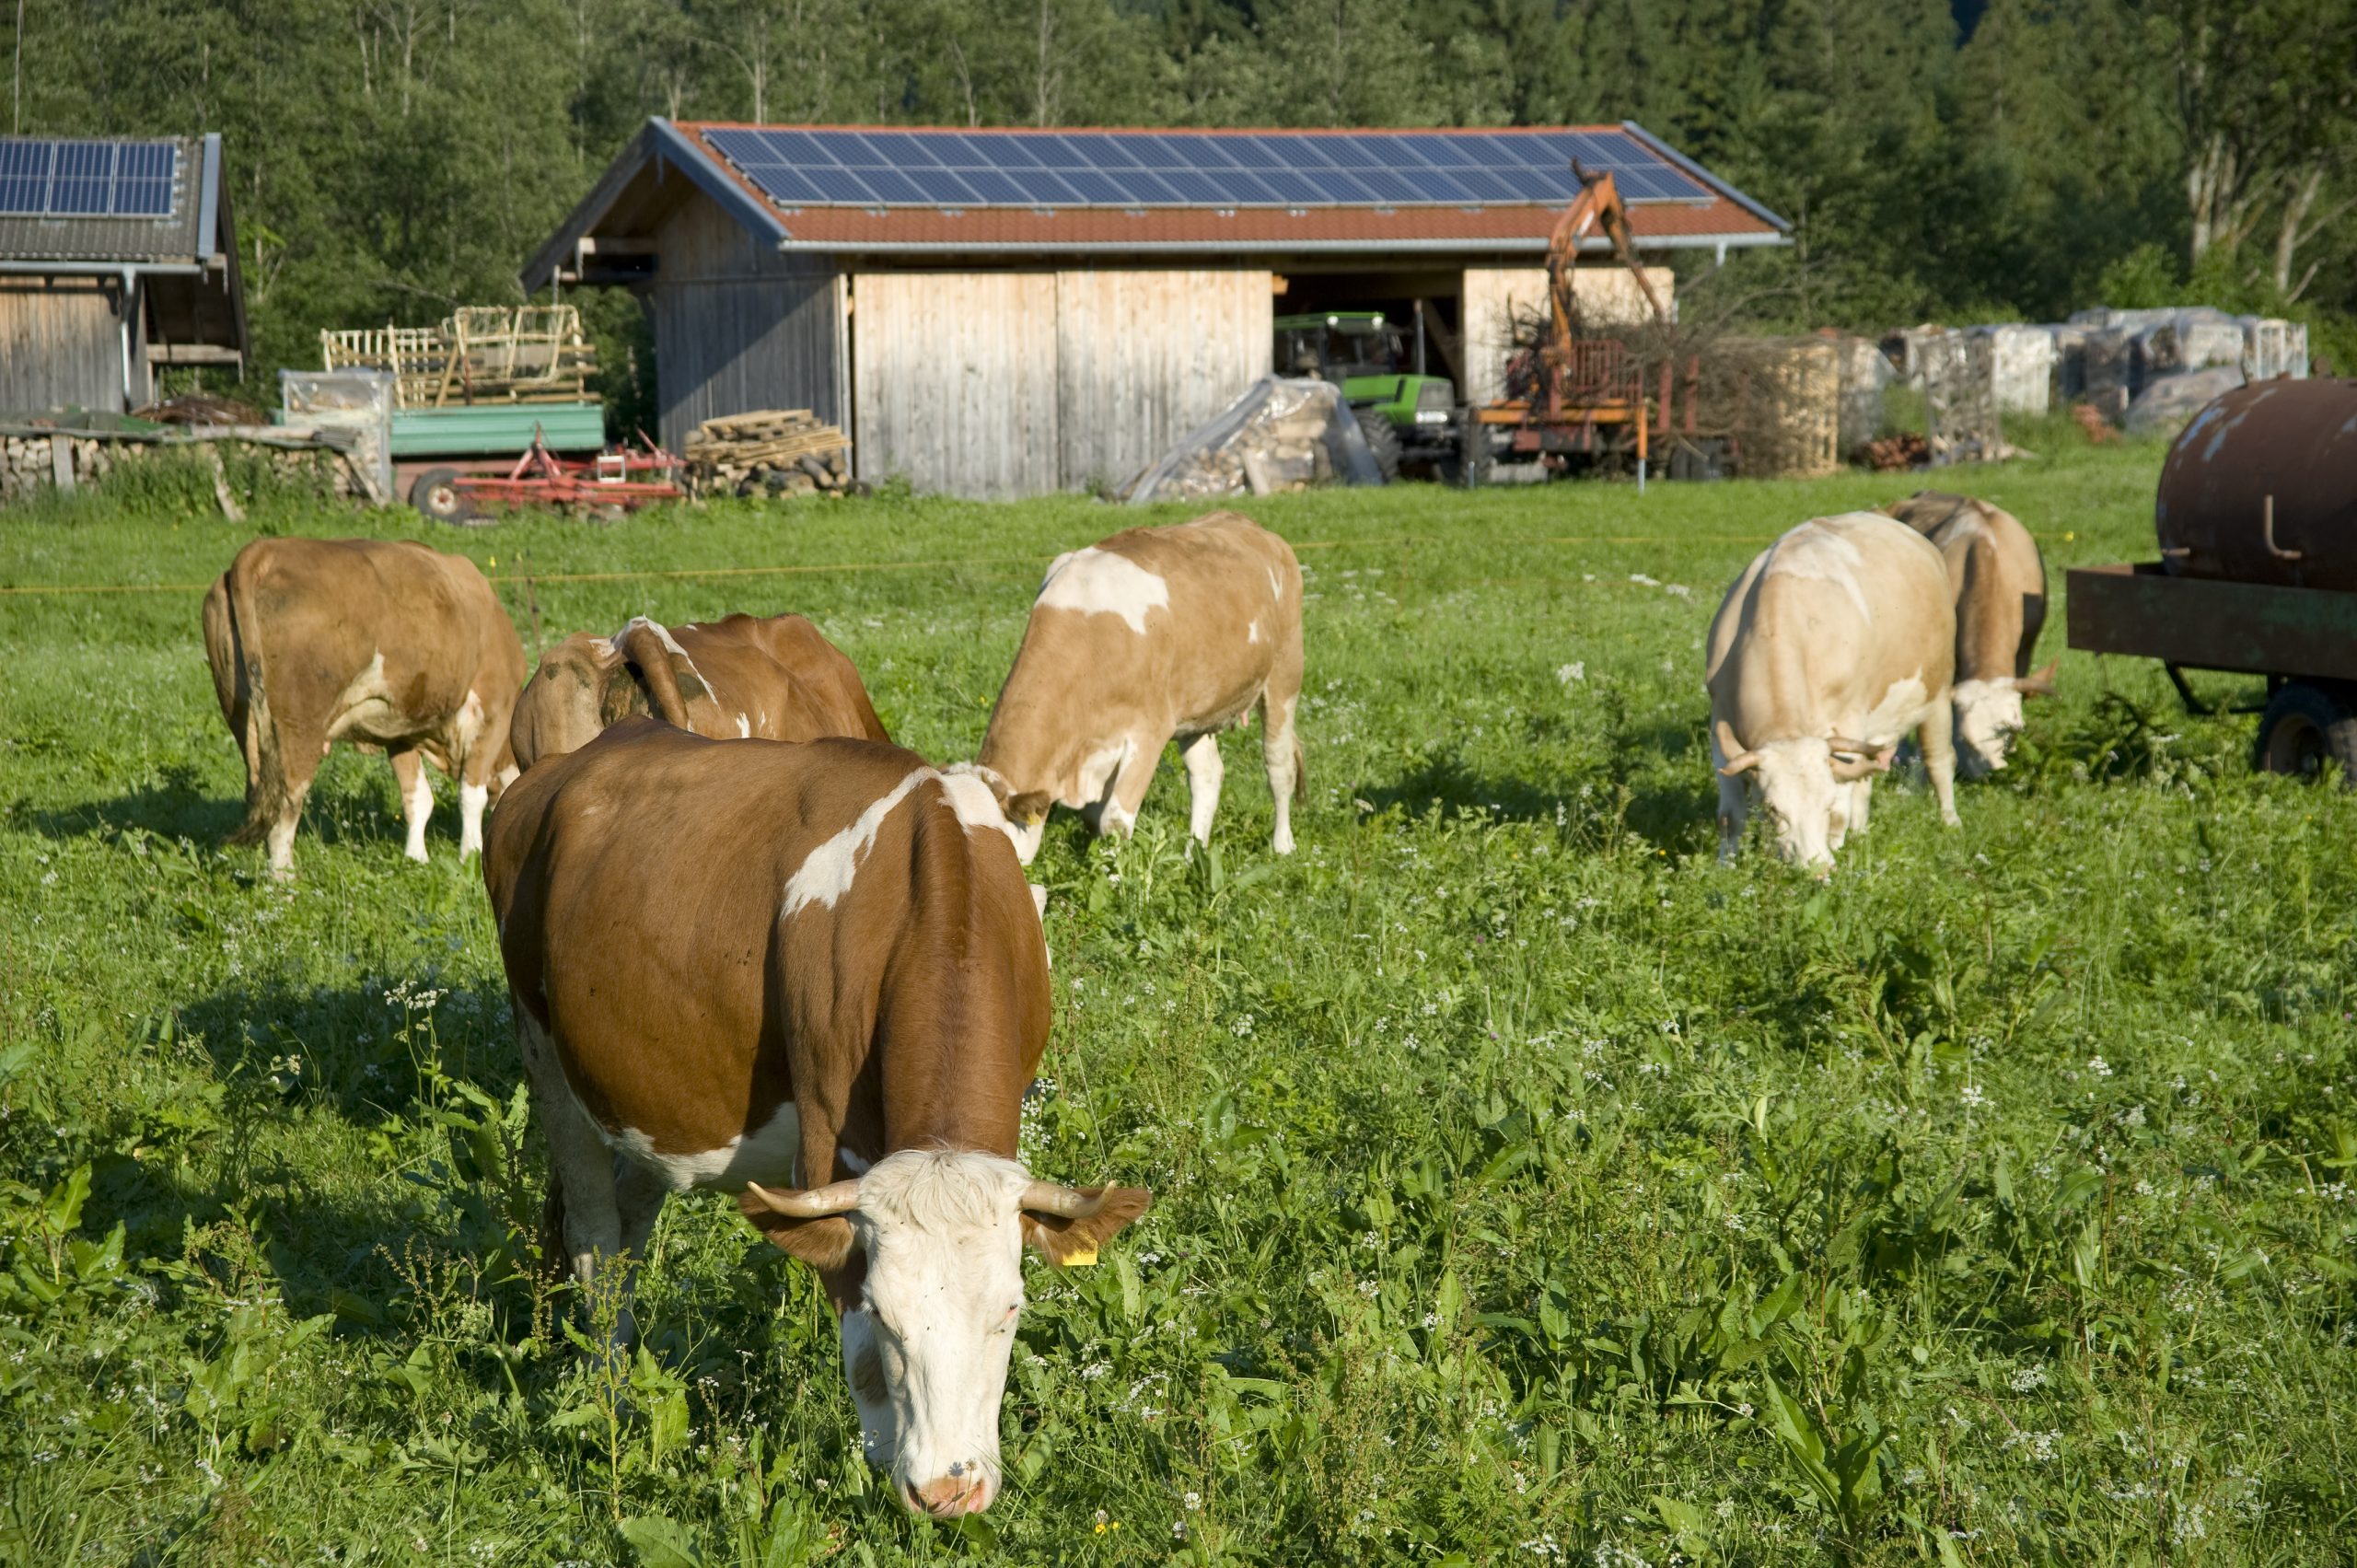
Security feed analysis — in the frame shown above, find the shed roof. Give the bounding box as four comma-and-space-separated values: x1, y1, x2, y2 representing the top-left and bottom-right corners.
0, 133, 246, 355
524, 118, 1785, 289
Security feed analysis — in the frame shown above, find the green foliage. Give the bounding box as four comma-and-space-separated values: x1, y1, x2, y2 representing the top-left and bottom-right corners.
7, 448, 2357, 1561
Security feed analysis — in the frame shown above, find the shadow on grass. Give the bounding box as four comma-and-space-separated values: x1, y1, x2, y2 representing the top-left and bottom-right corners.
23, 760, 246, 844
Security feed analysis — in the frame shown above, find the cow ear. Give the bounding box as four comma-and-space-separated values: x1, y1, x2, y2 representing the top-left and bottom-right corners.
1022, 1186, 1151, 1268
1009, 790, 1053, 827
739, 1196, 859, 1273
2014, 659, 2059, 699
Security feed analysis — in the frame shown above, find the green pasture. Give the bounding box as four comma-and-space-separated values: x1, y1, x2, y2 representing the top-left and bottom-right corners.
4, 435, 2354, 1564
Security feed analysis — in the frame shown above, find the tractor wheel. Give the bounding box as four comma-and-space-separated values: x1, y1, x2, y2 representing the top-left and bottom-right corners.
2255, 679, 2357, 786
410, 468, 482, 526
1353, 409, 1403, 483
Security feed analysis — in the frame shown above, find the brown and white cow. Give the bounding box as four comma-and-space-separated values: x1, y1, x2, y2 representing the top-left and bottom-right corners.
484, 719, 1146, 1517
970, 511, 1305, 863
1879, 491, 2057, 776
202, 536, 525, 877
509, 611, 888, 770
1706, 513, 1961, 870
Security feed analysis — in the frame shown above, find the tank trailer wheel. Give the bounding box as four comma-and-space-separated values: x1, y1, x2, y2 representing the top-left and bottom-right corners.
2255, 679, 2357, 786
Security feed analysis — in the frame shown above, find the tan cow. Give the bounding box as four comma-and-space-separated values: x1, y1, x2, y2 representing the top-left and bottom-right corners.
201, 537, 525, 877
509, 612, 888, 769
485, 719, 1146, 1518
970, 511, 1305, 863
1706, 513, 1960, 870
1879, 491, 2057, 776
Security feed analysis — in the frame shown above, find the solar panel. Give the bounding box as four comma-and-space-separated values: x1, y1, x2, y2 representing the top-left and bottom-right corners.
0, 140, 52, 214
0, 137, 180, 217
707, 124, 1722, 213
51, 143, 116, 214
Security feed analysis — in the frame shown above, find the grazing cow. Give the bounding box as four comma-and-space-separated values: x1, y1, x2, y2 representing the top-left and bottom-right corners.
1706, 513, 1961, 870
484, 719, 1147, 1518
509, 611, 888, 769
201, 537, 525, 877
970, 511, 1305, 864
1879, 492, 2057, 776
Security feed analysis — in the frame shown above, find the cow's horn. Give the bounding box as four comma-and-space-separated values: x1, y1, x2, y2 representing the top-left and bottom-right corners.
1714, 718, 1761, 776
743, 1179, 861, 1218
1827, 735, 1875, 755
1019, 1180, 1109, 1219
2014, 660, 2059, 699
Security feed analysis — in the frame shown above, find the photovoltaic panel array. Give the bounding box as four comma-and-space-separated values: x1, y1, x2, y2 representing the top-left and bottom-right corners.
0, 139, 180, 218
702, 127, 1710, 211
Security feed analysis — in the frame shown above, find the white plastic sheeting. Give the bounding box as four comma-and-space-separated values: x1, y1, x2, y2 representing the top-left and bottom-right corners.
1123, 377, 1385, 505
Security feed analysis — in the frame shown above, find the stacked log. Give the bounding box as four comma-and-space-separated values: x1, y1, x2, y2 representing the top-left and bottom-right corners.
683, 410, 858, 499
0, 430, 369, 506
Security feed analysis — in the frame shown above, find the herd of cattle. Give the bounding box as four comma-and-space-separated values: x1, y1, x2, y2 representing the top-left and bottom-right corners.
192, 493, 2044, 1517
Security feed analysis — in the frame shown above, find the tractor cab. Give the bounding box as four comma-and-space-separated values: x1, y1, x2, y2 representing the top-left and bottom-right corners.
1273, 310, 1463, 480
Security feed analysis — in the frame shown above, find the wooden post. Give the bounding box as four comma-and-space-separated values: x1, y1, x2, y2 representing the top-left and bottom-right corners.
49, 433, 72, 492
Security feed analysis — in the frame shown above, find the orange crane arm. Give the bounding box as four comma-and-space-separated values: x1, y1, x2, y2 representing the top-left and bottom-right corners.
1544, 165, 1667, 358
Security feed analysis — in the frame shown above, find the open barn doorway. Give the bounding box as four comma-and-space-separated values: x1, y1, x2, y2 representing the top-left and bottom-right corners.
1272, 269, 1469, 482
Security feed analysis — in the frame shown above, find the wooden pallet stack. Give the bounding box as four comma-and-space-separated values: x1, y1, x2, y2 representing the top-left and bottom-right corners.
683, 410, 856, 497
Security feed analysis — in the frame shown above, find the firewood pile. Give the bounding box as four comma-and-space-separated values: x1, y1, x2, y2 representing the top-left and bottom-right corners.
683, 410, 859, 498
1855, 432, 1931, 470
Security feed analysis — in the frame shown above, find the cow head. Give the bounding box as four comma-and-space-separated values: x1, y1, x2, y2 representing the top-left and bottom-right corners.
1951, 662, 2056, 778
510, 633, 627, 772
741, 1151, 1149, 1517
1720, 730, 1890, 871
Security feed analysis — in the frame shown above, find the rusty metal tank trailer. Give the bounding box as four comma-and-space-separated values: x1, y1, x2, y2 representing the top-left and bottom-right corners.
2066, 378, 2357, 783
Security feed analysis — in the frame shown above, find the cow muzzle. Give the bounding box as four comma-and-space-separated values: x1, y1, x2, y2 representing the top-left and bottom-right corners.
905, 1469, 996, 1517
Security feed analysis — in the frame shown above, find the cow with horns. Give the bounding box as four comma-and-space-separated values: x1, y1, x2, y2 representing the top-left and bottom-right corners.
1706, 513, 1962, 871
485, 719, 1147, 1517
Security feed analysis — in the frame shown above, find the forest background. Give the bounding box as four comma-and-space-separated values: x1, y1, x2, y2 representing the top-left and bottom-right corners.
9, 0, 2355, 424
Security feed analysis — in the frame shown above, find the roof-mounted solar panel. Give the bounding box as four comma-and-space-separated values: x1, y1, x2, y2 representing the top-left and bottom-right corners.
702, 123, 1735, 214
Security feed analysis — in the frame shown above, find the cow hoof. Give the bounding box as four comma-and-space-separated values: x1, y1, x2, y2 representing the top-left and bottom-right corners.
405, 846, 430, 865
1271, 831, 1295, 856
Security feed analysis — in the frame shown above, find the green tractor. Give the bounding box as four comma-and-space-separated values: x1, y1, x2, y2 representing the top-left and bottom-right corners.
1273, 310, 1465, 482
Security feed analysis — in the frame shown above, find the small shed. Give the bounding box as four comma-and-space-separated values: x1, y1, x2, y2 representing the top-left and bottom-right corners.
526, 120, 1784, 497
0, 134, 247, 415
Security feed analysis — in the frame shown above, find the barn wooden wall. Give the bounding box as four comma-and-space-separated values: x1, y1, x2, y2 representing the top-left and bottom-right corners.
1051, 271, 1271, 493
0, 283, 132, 414
850, 271, 1061, 499
851, 267, 1271, 497
647, 198, 839, 454
1460, 265, 1677, 406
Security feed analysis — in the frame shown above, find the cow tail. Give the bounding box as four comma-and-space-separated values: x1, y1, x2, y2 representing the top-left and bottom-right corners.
617, 621, 696, 729
218, 554, 284, 845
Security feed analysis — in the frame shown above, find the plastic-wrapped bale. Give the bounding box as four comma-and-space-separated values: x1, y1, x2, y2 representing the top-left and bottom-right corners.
1122, 377, 1384, 505
2079, 329, 2135, 422
1831, 336, 1894, 456
1968, 325, 2056, 416
2240, 318, 2310, 381
2125, 365, 2245, 437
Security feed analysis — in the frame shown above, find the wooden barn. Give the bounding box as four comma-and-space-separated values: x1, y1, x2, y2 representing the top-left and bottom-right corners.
524, 120, 1784, 498
0, 134, 246, 415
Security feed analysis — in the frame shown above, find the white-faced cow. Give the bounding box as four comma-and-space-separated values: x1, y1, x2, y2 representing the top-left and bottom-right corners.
970, 510, 1304, 864
509, 611, 888, 770
484, 719, 1147, 1518
1705, 513, 1961, 871
1879, 491, 2056, 776
202, 537, 525, 877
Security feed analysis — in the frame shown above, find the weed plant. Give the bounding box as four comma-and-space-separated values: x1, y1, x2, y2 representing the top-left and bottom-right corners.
3, 440, 2353, 1563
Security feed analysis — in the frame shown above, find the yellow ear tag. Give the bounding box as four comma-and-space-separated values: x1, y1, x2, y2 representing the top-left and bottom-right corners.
1062, 1247, 1099, 1267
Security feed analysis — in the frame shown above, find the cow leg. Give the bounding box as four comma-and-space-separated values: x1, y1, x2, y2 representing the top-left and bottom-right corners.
390, 749, 432, 864
1847, 777, 1875, 836
1920, 705, 1962, 828
1178, 732, 1224, 847
1095, 733, 1163, 841
263, 745, 322, 881
457, 771, 491, 861
1259, 689, 1302, 856
517, 1011, 628, 1332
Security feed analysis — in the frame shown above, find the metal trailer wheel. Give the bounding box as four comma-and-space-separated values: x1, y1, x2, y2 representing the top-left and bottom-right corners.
2255, 679, 2357, 785
1353, 408, 1403, 482
410, 467, 482, 525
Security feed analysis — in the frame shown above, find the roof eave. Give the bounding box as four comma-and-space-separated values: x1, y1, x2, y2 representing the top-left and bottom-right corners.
521, 119, 790, 294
